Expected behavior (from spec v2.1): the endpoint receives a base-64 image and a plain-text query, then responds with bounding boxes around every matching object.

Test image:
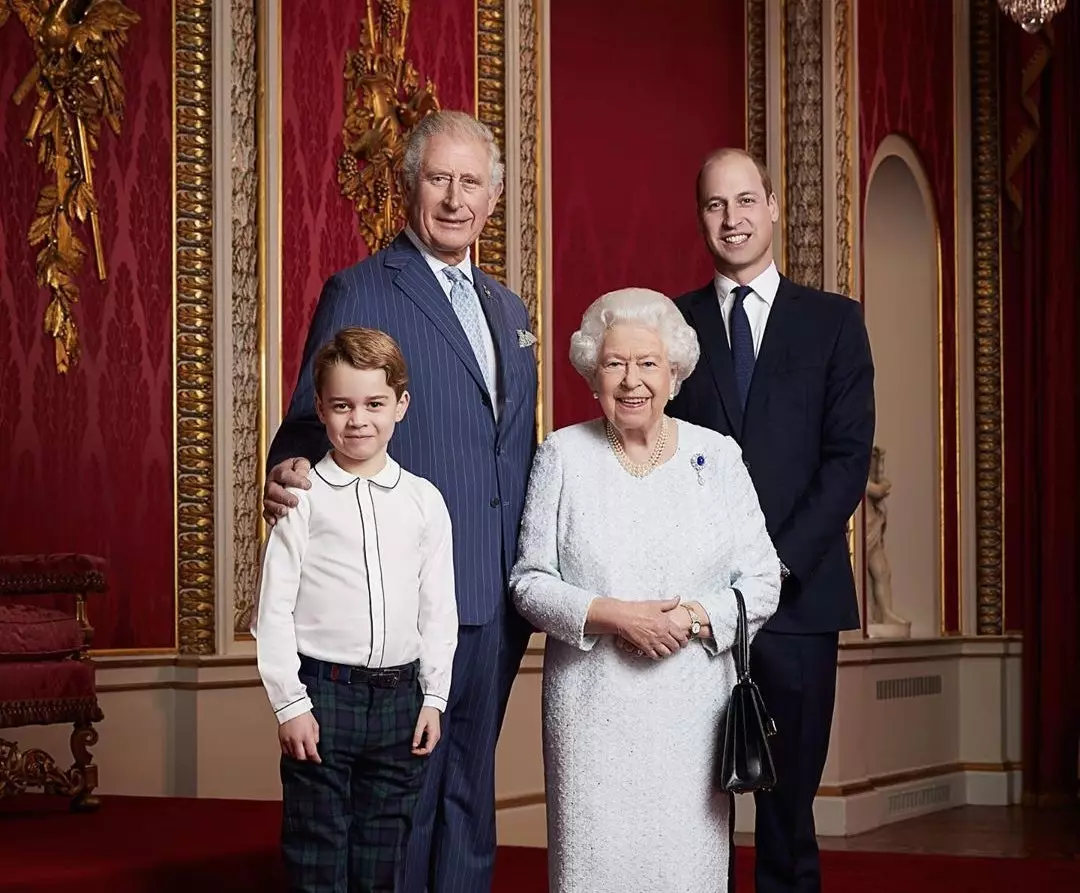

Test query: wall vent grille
[888,783,952,814]
[876,675,943,700]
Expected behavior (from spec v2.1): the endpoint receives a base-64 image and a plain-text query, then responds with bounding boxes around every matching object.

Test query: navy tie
[730,285,755,407]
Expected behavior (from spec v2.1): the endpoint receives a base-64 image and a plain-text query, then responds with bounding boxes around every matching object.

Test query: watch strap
[682,603,701,637]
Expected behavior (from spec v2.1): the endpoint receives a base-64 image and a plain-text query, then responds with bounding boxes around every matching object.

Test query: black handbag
[718,588,778,793]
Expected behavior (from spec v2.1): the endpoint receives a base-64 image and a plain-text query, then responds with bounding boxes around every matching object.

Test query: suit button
[495,445,503,456]
[490,497,501,508]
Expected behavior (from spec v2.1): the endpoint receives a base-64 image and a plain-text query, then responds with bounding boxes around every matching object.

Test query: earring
[592,392,598,399]
[668,390,675,401]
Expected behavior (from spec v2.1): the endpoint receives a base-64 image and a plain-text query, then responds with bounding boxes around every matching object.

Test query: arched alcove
[863,136,942,638]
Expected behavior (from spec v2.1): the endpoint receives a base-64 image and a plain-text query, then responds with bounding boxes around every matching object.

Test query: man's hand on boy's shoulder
[279,711,321,763]
[412,706,442,757]
[263,458,313,526]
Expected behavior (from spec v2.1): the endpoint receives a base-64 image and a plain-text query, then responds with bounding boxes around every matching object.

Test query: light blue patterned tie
[443,266,496,396]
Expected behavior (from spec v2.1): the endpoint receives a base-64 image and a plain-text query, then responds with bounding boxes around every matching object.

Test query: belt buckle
[370,668,401,689]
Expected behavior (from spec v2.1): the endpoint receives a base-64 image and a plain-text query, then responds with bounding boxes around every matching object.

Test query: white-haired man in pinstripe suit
[264,110,538,893]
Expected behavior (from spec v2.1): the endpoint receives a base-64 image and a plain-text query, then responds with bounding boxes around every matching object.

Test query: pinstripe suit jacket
[269,233,539,626]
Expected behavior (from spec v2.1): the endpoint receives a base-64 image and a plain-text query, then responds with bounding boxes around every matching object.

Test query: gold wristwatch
[683,604,702,638]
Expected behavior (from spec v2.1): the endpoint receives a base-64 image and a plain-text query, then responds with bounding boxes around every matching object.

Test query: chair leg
[69,721,100,812]
[0,738,21,799]
[0,722,100,810]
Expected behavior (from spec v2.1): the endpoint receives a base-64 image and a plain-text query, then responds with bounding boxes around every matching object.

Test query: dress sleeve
[694,441,782,656]
[509,434,601,652]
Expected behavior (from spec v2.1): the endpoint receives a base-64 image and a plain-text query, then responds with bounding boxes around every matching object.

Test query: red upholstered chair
[0,554,106,811]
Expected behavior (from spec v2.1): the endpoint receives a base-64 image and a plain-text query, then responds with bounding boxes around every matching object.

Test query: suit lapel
[383,234,488,395]
[746,275,799,416]
[687,284,743,438]
[473,266,515,426]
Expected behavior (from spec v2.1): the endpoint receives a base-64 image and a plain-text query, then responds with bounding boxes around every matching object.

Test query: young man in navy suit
[668,149,875,893]
[263,111,538,893]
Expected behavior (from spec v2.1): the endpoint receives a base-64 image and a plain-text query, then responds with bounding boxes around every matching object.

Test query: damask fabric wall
[280,0,476,407]
[0,4,175,649]
[548,0,747,428]
[857,0,959,632]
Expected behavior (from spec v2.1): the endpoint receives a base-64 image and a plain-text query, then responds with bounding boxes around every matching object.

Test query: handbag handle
[732,587,776,736]
[732,587,750,683]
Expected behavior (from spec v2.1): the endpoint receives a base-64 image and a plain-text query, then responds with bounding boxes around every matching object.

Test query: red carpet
[1,795,1077,892]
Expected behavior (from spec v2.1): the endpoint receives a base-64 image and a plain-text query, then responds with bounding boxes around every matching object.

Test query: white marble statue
[865,446,910,638]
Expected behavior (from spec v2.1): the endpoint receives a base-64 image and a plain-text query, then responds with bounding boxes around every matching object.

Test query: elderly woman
[510,288,781,891]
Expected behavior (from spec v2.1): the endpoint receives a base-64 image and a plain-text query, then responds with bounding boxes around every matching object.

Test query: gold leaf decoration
[337,0,439,253]
[2,0,139,373]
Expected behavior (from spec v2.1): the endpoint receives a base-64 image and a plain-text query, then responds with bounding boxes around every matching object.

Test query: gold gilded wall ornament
[337,0,439,252]
[2,0,139,373]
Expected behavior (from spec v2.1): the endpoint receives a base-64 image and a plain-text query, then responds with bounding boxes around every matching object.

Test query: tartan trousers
[280,658,427,893]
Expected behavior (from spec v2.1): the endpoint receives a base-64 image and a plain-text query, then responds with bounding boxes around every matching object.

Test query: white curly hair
[569,288,701,394]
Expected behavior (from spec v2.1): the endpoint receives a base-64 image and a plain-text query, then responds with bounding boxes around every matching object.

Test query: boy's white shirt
[252,452,458,724]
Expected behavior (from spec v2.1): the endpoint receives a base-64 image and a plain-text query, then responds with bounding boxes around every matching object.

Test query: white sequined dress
[510,419,781,893]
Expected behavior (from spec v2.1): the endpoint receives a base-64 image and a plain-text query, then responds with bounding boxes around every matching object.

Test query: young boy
[253,327,458,893]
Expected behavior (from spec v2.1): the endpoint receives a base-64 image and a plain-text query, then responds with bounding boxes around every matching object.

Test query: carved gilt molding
[1,0,140,372]
[517,0,540,334]
[175,0,216,654]
[833,0,854,296]
[476,0,507,285]
[746,0,767,163]
[231,0,260,637]
[782,0,825,289]
[338,1,439,253]
[970,0,1003,635]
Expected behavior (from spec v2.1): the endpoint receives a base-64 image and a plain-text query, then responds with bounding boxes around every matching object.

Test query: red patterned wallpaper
[280,0,476,406]
[549,0,747,428]
[0,3,175,650]
[857,0,959,632]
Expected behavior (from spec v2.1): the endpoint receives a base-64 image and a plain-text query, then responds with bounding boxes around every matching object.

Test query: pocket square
[517,329,537,347]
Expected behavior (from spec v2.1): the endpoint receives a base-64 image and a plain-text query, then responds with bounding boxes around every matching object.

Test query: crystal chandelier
[998,0,1068,32]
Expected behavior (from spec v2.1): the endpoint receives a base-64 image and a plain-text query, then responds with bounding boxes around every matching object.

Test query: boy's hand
[279,711,321,763]
[412,706,442,757]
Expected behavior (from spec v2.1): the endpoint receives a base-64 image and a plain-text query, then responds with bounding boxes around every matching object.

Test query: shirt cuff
[422,693,448,713]
[275,695,313,725]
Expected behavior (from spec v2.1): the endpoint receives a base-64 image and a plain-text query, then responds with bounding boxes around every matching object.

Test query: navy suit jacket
[669,275,875,634]
[268,233,539,626]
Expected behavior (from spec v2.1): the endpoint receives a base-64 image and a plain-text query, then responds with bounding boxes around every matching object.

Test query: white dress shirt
[404,226,499,415]
[714,262,781,358]
[252,453,458,724]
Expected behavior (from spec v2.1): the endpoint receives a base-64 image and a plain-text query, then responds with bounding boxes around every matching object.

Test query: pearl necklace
[605,417,669,478]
